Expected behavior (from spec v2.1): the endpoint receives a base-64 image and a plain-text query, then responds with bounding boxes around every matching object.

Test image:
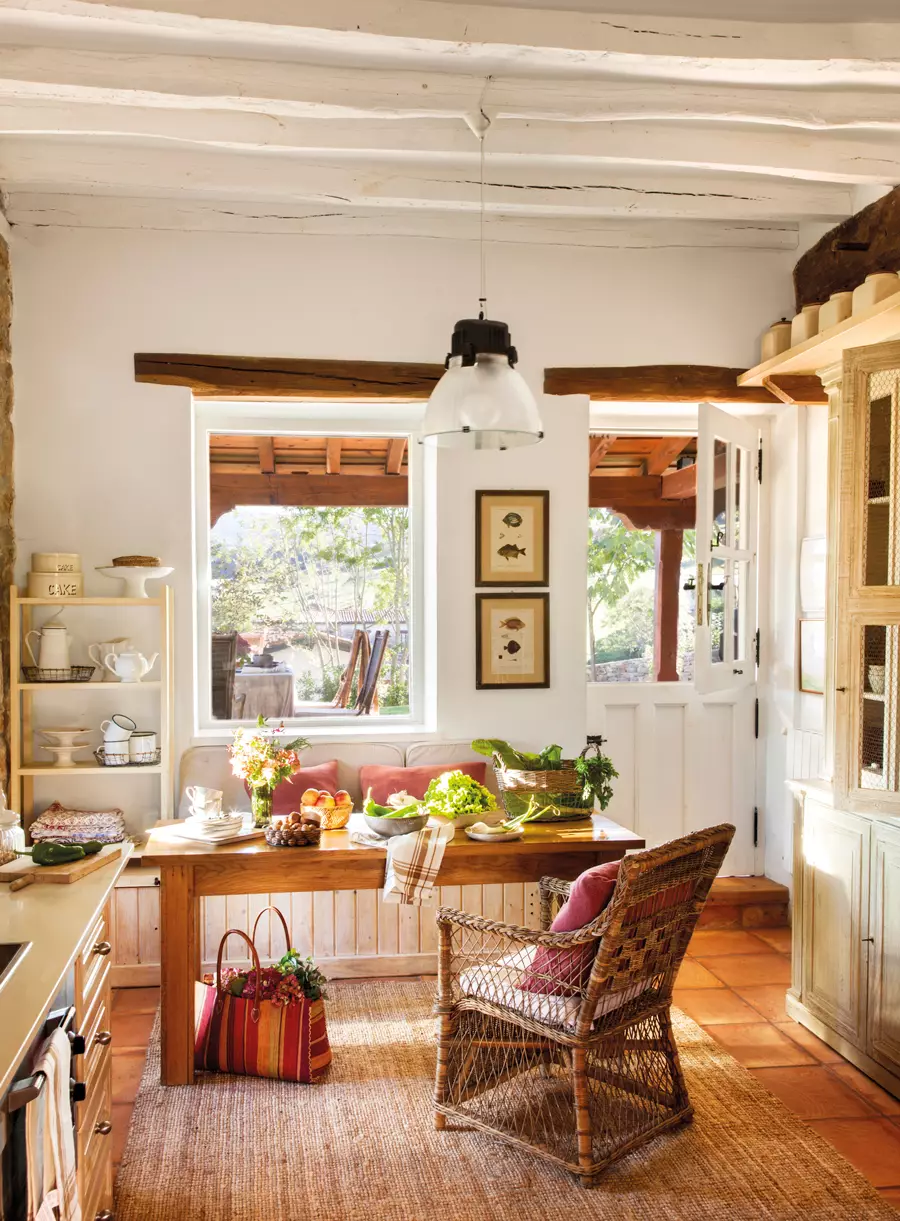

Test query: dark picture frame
[476,592,550,689]
[475,490,550,587]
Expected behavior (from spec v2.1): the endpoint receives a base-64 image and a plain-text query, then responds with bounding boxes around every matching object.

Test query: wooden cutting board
[0,844,123,889]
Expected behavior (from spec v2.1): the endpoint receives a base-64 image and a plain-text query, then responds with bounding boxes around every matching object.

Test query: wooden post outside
[654,530,684,682]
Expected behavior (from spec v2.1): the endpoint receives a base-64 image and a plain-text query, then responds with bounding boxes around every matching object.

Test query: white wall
[9,226,796,840]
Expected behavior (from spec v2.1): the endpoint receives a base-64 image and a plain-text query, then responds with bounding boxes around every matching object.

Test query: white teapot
[104,651,158,684]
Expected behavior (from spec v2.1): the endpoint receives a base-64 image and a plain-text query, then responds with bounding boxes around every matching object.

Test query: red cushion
[245,760,339,816]
[359,762,486,806]
[520,860,620,996]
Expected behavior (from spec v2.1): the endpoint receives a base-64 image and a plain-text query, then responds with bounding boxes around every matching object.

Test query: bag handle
[251,905,291,959]
[215,929,262,1022]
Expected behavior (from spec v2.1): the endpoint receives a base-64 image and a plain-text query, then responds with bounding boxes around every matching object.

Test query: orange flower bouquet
[230,716,310,826]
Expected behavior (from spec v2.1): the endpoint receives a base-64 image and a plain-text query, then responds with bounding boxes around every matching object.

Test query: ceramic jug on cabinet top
[25,621,72,670]
[104,651,159,683]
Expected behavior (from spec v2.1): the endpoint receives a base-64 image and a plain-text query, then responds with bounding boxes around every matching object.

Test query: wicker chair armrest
[436,906,598,948]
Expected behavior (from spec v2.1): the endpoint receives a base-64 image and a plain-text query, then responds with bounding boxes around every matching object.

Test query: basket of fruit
[265,811,322,848]
[299,786,353,830]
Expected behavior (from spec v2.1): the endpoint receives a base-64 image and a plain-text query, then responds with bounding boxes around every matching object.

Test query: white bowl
[41,727,91,746]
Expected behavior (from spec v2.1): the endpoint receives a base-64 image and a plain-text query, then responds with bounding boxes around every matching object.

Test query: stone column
[0,235,12,790]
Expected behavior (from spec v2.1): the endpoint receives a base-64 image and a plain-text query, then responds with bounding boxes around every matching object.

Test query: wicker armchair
[434,823,735,1185]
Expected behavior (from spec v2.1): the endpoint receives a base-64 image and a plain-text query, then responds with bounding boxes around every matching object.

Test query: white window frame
[192,399,428,738]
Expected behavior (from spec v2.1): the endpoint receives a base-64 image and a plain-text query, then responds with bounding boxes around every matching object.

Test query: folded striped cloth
[30,802,126,844]
[351,821,454,905]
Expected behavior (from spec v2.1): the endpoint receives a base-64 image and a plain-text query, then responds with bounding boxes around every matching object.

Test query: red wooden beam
[654,530,684,682]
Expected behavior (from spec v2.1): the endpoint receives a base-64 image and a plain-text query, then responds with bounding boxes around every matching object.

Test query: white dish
[173,823,263,845]
[41,743,91,767]
[95,565,174,599]
[40,727,91,745]
[465,827,524,843]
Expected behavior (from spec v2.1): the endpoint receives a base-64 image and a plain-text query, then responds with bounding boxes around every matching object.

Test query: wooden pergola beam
[385,438,406,475]
[255,436,275,474]
[588,434,616,472]
[645,436,692,475]
[210,472,408,524]
[135,353,444,399]
[660,465,696,500]
[325,438,342,475]
[590,475,662,503]
[609,502,696,531]
[545,364,780,403]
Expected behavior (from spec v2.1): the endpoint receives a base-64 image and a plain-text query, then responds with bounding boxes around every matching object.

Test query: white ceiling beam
[1,0,899,77]
[0,139,852,220]
[0,102,896,184]
[2,191,800,248]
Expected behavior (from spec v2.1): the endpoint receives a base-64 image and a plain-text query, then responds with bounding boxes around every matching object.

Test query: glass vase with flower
[230,716,310,827]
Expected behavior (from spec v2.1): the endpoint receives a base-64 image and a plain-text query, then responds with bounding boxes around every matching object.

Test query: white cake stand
[95,565,174,598]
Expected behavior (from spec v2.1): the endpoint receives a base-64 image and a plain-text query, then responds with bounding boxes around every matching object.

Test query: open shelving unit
[8,586,175,836]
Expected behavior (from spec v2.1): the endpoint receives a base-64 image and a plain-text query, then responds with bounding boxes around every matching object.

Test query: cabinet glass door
[863,369,900,587]
[859,623,899,791]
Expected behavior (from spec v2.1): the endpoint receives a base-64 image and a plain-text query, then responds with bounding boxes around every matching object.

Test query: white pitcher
[104,651,159,684]
[25,621,72,670]
[89,638,133,677]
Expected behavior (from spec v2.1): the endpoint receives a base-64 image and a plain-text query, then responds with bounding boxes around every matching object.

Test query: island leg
[158,862,199,1085]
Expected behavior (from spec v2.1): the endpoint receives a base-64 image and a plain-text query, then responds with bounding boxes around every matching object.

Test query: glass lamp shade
[420,354,544,449]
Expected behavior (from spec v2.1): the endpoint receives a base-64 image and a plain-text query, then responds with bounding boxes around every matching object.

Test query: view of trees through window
[587,508,696,683]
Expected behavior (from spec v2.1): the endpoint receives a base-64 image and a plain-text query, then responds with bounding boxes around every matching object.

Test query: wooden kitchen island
[142,815,644,1085]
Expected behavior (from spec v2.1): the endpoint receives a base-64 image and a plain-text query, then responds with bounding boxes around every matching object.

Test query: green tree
[586,509,655,682]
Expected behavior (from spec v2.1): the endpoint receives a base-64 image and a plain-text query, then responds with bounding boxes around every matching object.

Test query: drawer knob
[95,1031,112,1046]
[92,941,112,957]
[94,1119,112,1136]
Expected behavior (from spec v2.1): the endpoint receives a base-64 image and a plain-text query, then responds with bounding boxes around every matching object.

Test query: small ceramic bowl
[363,812,428,838]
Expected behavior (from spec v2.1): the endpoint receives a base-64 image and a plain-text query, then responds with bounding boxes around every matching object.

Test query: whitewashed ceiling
[0,0,896,247]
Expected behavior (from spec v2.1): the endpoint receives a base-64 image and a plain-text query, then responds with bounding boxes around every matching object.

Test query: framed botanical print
[475,490,549,587]
[476,592,550,689]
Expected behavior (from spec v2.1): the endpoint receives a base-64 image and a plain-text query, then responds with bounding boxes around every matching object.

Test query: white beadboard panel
[601,702,639,827]
[790,728,825,780]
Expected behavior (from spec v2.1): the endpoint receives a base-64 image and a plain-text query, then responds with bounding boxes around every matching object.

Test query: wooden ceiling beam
[545,365,781,403]
[761,374,828,405]
[135,353,443,399]
[589,434,616,473]
[325,438,342,475]
[255,435,275,475]
[794,186,900,309]
[645,436,693,475]
[385,438,406,475]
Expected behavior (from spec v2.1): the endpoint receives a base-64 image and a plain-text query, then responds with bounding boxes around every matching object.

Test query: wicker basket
[22,665,95,683]
[493,757,593,822]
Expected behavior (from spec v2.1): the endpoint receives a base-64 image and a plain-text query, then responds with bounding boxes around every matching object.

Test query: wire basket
[94,746,161,768]
[493,758,594,822]
[22,665,95,683]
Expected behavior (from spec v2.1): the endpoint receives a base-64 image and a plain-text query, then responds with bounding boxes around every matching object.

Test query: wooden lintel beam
[135,353,444,399]
[609,502,696,531]
[588,434,616,472]
[545,364,779,404]
[385,438,406,475]
[255,435,275,475]
[325,438,342,475]
[645,436,693,476]
[589,474,661,503]
[761,374,828,405]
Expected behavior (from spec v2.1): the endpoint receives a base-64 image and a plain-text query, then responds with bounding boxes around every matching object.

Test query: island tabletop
[142,815,644,1085]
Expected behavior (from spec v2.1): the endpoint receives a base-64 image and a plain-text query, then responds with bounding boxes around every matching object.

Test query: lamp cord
[479,123,486,321]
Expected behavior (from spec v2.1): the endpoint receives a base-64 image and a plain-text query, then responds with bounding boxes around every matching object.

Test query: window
[194,403,423,730]
[587,434,697,684]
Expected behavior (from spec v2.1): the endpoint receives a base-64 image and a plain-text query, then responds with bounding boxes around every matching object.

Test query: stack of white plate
[180,813,246,843]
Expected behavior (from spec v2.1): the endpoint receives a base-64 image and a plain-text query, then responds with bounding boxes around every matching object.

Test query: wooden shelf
[14,680,162,690]
[739,289,900,386]
[18,596,164,606]
[863,691,886,702]
[20,763,164,775]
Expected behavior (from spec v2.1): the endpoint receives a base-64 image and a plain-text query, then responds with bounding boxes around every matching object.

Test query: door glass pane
[732,445,746,551]
[708,557,726,663]
[864,373,894,586]
[861,625,889,790]
[712,439,727,548]
[733,559,748,662]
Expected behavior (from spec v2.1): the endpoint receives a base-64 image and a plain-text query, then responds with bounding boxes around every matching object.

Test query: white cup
[185,785,223,809]
[129,730,157,762]
[190,797,224,819]
[868,665,886,695]
[101,714,136,742]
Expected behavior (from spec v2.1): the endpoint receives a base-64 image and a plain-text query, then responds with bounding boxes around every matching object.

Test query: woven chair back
[574,823,734,1035]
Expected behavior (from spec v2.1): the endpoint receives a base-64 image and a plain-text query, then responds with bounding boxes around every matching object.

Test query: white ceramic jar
[26,571,84,598]
[790,304,821,346]
[761,320,792,363]
[818,291,854,332]
[852,273,900,315]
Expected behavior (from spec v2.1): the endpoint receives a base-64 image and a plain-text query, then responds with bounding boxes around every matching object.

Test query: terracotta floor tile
[774,1022,845,1065]
[112,987,160,1014]
[752,927,793,954]
[111,1102,133,1165]
[831,1063,900,1116]
[110,1010,156,1050]
[673,987,766,1026]
[808,1118,900,1187]
[697,953,792,987]
[687,930,772,956]
[111,1050,148,1104]
[732,983,791,1023]
[703,1022,815,1068]
[750,1066,876,1119]
[675,959,726,989]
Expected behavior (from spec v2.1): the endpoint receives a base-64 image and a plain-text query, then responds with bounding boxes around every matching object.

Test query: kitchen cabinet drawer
[77,1069,111,1165]
[76,1043,110,1133]
[80,1129,114,1221]
[78,989,112,1091]
[76,908,113,1018]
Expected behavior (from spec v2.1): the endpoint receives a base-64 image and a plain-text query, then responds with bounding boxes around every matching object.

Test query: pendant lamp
[420,117,544,450]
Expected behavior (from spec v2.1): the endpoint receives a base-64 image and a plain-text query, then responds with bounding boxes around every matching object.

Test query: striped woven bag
[194,908,331,1083]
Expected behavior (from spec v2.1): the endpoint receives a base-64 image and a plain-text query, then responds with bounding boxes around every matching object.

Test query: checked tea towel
[350,819,454,905]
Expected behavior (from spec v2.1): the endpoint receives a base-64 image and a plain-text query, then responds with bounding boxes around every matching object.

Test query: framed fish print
[476,592,550,689]
[475,490,549,587]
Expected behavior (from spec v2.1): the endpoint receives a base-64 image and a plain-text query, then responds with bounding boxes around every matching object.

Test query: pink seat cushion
[520,860,621,996]
[359,761,487,806]
[245,760,339,816]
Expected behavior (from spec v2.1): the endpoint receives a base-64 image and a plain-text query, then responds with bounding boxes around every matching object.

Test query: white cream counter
[0,844,132,1099]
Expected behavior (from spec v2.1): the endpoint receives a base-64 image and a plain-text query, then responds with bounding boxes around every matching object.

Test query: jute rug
[115,980,896,1220]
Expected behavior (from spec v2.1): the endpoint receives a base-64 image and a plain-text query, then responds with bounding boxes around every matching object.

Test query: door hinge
[757,442,763,483]
[754,697,760,739]
[753,806,759,848]
[755,628,760,668]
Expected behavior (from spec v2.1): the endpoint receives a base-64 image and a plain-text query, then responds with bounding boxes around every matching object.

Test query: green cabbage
[422,770,497,820]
